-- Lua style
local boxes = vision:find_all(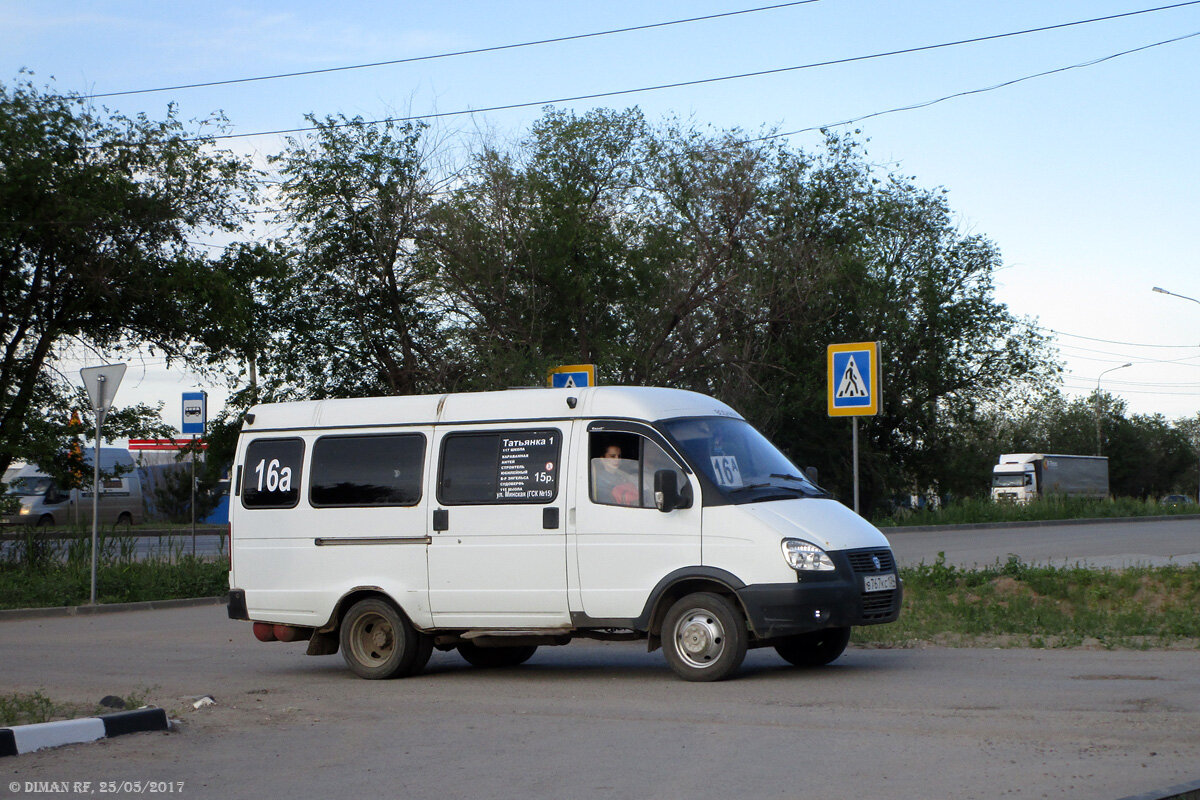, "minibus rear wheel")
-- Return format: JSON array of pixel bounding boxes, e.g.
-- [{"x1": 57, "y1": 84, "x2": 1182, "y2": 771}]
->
[
  {"x1": 340, "y1": 598, "x2": 425, "y2": 679},
  {"x1": 457, "y1": 642, "x2": 538, "y2": 668},
  {"x1": 662, "y1": 592, "x2": 747, "y2": 682},
  {"x1": 773, "y1": 626, "x2": 851, "y2": 667}
]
